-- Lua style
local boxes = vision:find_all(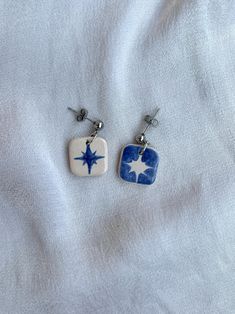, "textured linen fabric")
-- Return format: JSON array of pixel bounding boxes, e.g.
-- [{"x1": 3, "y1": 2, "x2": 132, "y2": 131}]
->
[{"x1": 0, "y1": 0, "x2": 235, "y2": 313}]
